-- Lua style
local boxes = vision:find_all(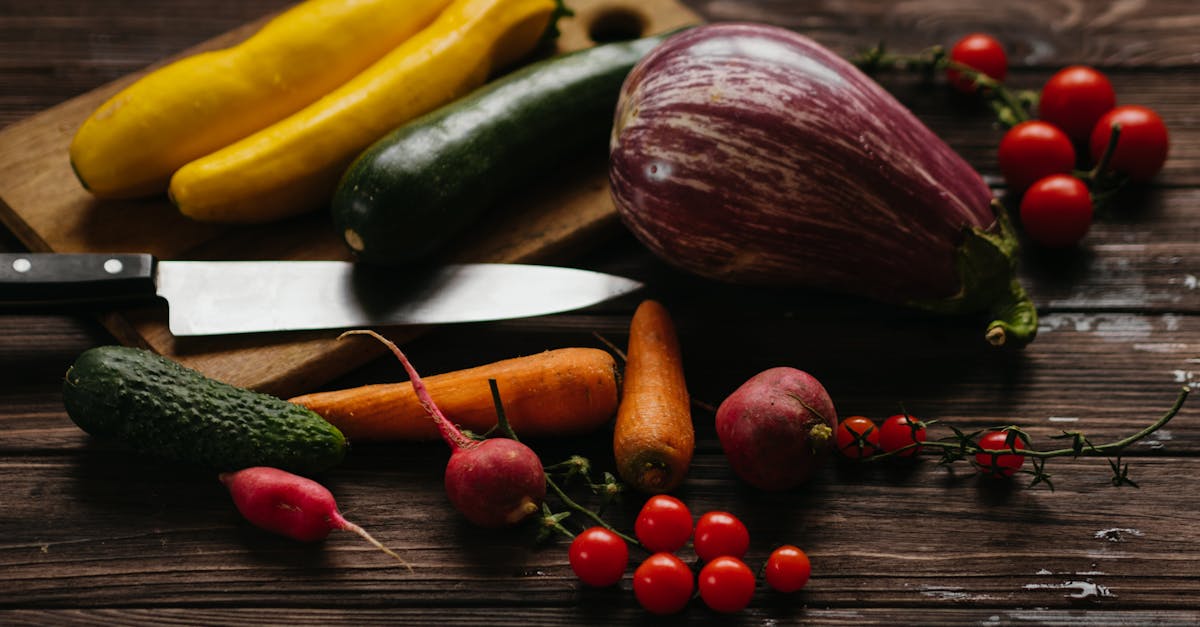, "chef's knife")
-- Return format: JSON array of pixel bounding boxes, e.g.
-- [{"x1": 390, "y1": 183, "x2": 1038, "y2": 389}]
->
[{"x1": 0, "y1": 253, "x2": 643, "y2": 336}]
